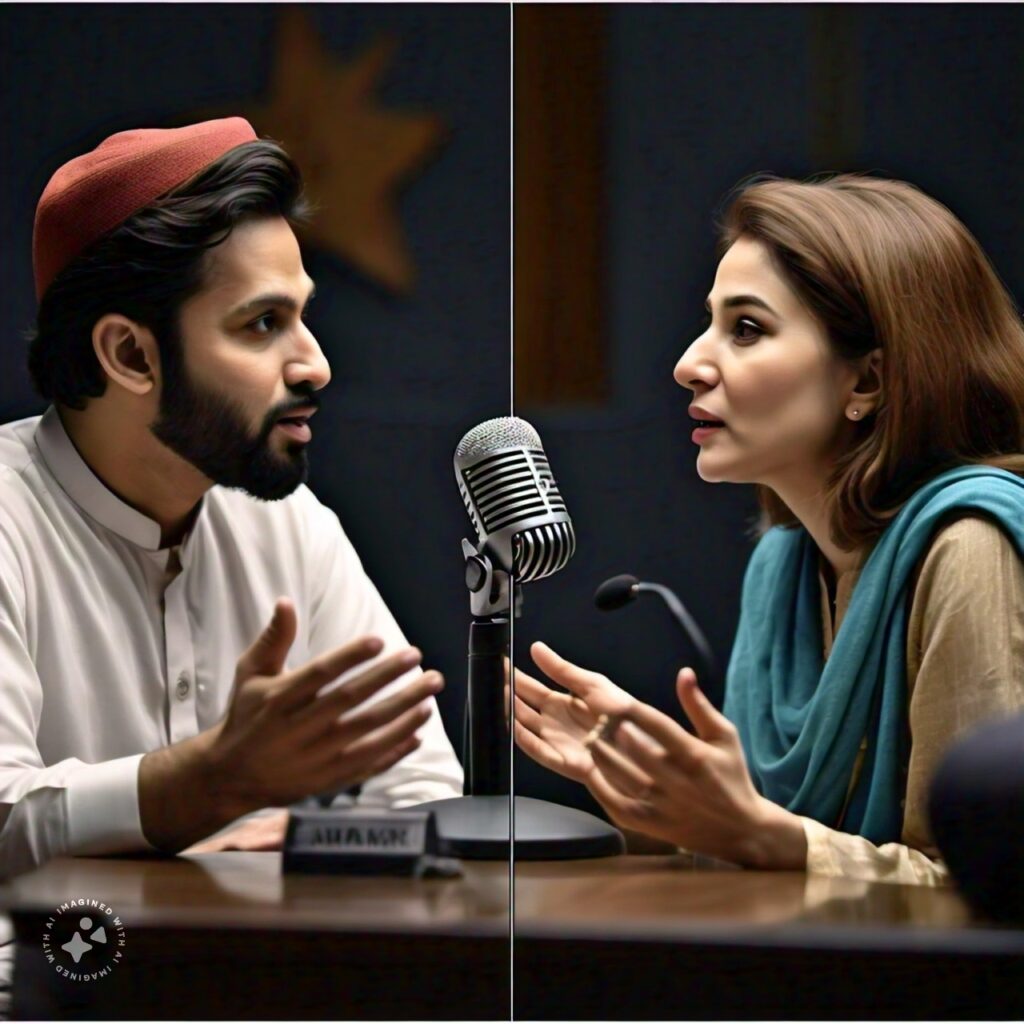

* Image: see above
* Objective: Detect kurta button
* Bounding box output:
[176,674,191,700]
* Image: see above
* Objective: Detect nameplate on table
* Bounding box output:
[283,807,460,877]
[294,817,428,853]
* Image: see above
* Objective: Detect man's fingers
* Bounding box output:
[326,701,432,774]
[183,810,290,855]
[238,599,298,679]
[315,671,442,741]
[350,734,423,786]
[277,641,413,712]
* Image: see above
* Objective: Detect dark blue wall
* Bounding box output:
[514,3,1024,815]
[4,4,1024,818]
[0,3,510,745]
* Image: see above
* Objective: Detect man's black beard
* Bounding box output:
[150,331,317,501]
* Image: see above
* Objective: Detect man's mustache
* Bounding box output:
[263,392,321,430]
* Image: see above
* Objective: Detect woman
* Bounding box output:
[513,174,1024,884]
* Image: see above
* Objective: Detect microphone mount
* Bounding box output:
[461,538,522,619]
[417,417,624,861]
[595,573,721,690]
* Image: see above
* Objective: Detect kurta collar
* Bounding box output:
[35,406,172,551]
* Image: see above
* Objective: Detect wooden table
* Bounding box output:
[512,856,1024,1018]
[3,852,1023,1019]
[1,852,510,1019]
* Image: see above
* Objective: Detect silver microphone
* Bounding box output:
[454,417,576,582]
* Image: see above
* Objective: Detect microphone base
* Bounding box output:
[415,794,625,860]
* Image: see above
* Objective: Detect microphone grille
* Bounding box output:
[513,521,577,582]
[455,417,542,459]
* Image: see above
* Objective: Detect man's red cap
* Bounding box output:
[32,116,259,301]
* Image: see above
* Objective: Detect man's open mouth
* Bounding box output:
[275,415,313,443]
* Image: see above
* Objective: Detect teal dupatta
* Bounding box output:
[723,466,1024,844]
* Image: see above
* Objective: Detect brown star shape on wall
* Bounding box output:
[240,9,447,294]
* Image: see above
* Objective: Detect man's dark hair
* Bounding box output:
[28,140,311,409]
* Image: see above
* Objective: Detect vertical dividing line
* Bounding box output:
[509,1,516,422]
[508,5,515,1019]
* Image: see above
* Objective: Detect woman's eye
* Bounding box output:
[733,318,763,343]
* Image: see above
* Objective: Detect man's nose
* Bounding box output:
[286,323,331,391]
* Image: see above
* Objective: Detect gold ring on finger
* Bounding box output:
[583,713,622,749]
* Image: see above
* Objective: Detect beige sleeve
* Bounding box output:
[801,816,950,885]
[804,515,1024,885]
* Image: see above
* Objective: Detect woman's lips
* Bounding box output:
[691,423,725,444]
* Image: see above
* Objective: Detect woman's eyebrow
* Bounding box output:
[704,294,780,317]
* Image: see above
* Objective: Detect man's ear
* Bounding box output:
[92,315,159,397]
[848,347,883,417]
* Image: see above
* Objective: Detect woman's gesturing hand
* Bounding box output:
[510,642,633,784]
[513,643,808,870]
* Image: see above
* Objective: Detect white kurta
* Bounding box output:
[0,406,463,878]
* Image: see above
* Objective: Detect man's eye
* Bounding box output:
[733,318,763,343]
[249,313,277,335]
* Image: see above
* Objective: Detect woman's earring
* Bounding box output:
[850,408,861,419]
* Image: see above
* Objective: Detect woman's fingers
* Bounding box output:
[584,760,654,830]
[615,696,705,767]
[530,642,632,714]
[513,720,570,776]
[610,719,678,783]
[529,642,595,695]
[675,667,735,742]
[510,660,607,735]
[512,693,546,734]
[589,737,657,801]
[509,665,560,710]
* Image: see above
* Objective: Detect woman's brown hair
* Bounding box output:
[719,174,1024,550]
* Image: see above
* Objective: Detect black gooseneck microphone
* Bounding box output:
[418,417,624,859]
[594,573,721,690]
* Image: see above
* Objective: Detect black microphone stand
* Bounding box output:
[416,539,625,859]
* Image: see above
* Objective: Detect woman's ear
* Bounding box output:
[846,347,883,420]
[92,315,159,397]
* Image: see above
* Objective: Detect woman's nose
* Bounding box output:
[673,334,718,391]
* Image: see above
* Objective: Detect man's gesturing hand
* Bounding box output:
[139,598,442,852]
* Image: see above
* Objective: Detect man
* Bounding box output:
[0,117,463,877]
